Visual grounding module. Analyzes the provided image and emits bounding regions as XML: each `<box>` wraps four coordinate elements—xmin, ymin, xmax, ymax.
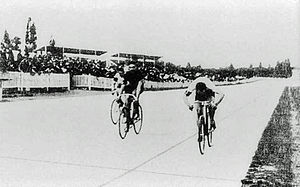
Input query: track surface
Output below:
<box><xmin>0</xmin><ymin>78</ymin><xmax>291</xmax><ymax>187</ymax></box>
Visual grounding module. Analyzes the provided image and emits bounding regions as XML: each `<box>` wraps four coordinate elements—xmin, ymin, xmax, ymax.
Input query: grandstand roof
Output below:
<box><xmin>111</xmin><ymin>52</ymin><xmax>161</xmax><ymax>61</ymax></box>
<box><xmin>36</xmin><ymin>46</ymin><xmax>107</xmax><ymax>56</ymax></box>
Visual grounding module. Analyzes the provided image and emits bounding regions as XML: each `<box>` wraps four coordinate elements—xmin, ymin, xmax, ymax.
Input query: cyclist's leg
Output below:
<box><xmin>195</xmin><ymin>103</ymin><xmax>204</xmax><ymax>142</ymax></box>
<box><xmin>131</xmin><ymin>89</ymin><xmax>140</xmax><ymax>119</ymax></box>
<box><xmin>209</xmin><ymin>105</ymin><xmax>217</xmax><ymax>129</ymax></box>
<box><xmin>116</xmin><ymin>85</ymin><xmax>124</xmax><ymax>106</ymax></box>
<box><xmin>132</xmin><ymin>80</ymin><xmax>144</xmax><ymax>119</ymax></box>
<box><xmin>123</xmin><ymin>87</ymin><xmax>133</xmax><ymax>123</ymax></box>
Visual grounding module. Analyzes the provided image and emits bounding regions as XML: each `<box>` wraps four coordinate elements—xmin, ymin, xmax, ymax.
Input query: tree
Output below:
<box><xmin>1</xmin><ymin>30</ymin><xmax>11</xmax><ymax>53</ymax></box>
<box><xmin>0</xmin><ymin>55</ymin><xmax>8</xmax><ymax>73</ymax></box>
<box><xmin>24</xmin><ymin>17</ymin><xmax>37</xmax><ymax>56</ymax></box>
<box><xmin>186</xmin><ymin>62</ymin><xmax>191</xmax><ymax>70</ymax></box>
<box><xmin>49</xmin><ymin>36</ymin><xmax>55</xmax><ymax>47</ymax></box>
<box><xmin>11</xmin><ymin>37</ymin><xmax>21</xmax><ymax>51</ymax></box>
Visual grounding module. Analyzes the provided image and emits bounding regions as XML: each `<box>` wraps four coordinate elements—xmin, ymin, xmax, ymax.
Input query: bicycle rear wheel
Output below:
<box><xmin>118</xmin><ymin>109</ymin><xmax>128</xmax><ymax>139</ymax></box>
<box><xmin>133</xmin><ymin>105</ymin><xmax>143</xmax><ymax>134</ymax></box>
<box><xmin>198</xmin><ymin>117</ymin><xmax>205</xmax><ymax>154</ymax></box>
<box><xmin>110</xmin><ymin>99</ymin><xmax>120</xmax><ymax>125</ymax></box>
<box><xmin>207</xmin><ymin>118</ymin><xmax>213</xmax><ymax>147</ymax></box>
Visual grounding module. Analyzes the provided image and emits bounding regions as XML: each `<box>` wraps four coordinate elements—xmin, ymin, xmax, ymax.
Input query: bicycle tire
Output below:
<box><xmin>207</xmin><ymin>117</ymin><xmax>213</xmax><ymax>147</ymax></box>
<box><xmin>207</xmin><ymin>114</ymin><xmax>213</xmax><ymax>147</ymax></box>
<box><xmin>133</xmin><ymin>105</ymin><xmax>143</xmax><ymax>134</ymax></box>
<box><xmin>198</xmin><ymin>117</ymin><xmax>205</xmax><ymax>154</ymax></box>
<box><xmin>110</xmin><ymin>99</ymin><xmax>120</xmax><ymax>125</ymax></box>
<box><xmin>118</xmin><ymin>109</ymin><xmax>128</xmax><ymax>139</ymax></box>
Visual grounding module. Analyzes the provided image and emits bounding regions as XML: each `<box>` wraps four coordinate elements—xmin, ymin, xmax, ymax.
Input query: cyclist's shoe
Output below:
<box><xmin>198</xmin><ymin>135</ymin><xmax>203</xmax><ymax>142</ymax></box>
<box><xmin>124</xmin><ymin>124</ymin><xmax>134</xmax><ymax>132</ymax></box>
<box><xmin>121</xmin><ymin>116</ymin><xmax>129</xmax><ymax>124</ymax></box>
<box><xmin>210</xmin><ymin>120</ymin><xmax>216</xmax><ymax>132</ymax></box>
<box><xmin>133</xmin><ymin>113</ymin><xmax>140</xmax><ymax>122</ymax></box>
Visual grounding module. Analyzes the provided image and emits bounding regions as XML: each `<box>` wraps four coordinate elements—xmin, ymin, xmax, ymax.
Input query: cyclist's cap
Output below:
<box><xmin>196</xmin><ymin>82</ymin><xmax>206</xmax><ymax>91</ymax></box>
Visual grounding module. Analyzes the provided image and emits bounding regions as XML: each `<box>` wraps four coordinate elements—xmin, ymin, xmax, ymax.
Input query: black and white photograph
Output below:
<box><xmin>0</xmin><ymin>0</ymin><xmax>299</xmax><ymax>186</ymax></box>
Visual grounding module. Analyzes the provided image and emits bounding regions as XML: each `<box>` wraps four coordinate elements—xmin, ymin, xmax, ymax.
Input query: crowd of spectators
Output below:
<box><xmin>1</xmin><ymin>51</ymin><xmax>292</xmax><ymax>83</ymax></box>
<box><xmin>0</xmin><ymin>53</ymin><xmax>188</xmax><ymax>82</ymax></box>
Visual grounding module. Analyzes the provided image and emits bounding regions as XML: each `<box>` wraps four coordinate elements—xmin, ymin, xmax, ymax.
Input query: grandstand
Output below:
<box><xmin>35</xmin><ymin>46</ymin><xmax>107</xmax><ymax>60</ymax></box>
<box><xmin>110</xmin><ymin>52</ymin><xmax>161</xmax><ymax>66</ymax></box>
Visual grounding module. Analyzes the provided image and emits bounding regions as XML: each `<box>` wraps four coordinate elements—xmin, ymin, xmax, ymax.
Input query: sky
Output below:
<box><xmin>0</xmin><ymin>0</ymin><xmax>299</xmax><ymax>68</ymax></box>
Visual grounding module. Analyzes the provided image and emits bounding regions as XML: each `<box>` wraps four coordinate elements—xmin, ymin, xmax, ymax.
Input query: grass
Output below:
<box><xmin>241</xmin><ymin>86</ymin><xmax>300</xmax><ymax>186</ymax></box>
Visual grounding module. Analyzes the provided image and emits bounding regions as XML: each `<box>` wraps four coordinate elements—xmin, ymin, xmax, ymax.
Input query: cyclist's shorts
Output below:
<box><xmin>124</xmin><ymin>85</ymin><xmax>136</xmax><ymax>94</ymax></box>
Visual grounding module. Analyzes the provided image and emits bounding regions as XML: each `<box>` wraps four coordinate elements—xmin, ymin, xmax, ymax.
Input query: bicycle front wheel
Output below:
<box><xmin>110</xmin><ymin>99</ymin><xmax>120</xmax><ymax>125</ymax></box>
<box><xmin>207</xmin><ymin>118</ymin><xmax>213</xmax><ymax>147</ymax></box>
<box><xmin>118</xmin><ymin>110</ymin><xmax>128</xmax><ymax>139</ymax></box>
<box><xmin>198</xmin><ymin>117</ymin><xmax>205</xmax><ymax>154</ymax></box>
<box><xmin>133</xmin><ymin>105</ymin><xmax>143</xmax><ymax>134</ymax></box>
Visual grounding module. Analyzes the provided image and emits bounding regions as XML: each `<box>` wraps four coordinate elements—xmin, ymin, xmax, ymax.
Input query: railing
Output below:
<box><xmin>72</xmin><ymin>74</ymin><xmax>190</xmax><ymax>90</ymax></box>
<box><xmin>2</xmin><ymin>72</ymin><xmax>70</xmax><ymax>91</ymax></box>
<box><xmin>72</xmin><ymin>74</ymin><xmax>113</xmax><ymax>90</ymax></box>
<box><xmin>144</xmin><ymin>80</ymin><xmax>190</xmax><ymax>90</ymax></box>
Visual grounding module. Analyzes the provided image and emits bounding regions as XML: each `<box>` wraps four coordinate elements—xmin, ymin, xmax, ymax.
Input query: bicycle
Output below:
<box><xmin>110</xmin><ymin>91</ymin><xmax>121</xmax><ymax>125</ymax></box>
<box><xmin>117</xmin><ymin>93</ymin><xmax>143</xmax><ymax>139</ymax></box>
<box><xmin>195</xmin><ymin>100</ymin><xmax>213</xmax><ymax>154</ymax></box>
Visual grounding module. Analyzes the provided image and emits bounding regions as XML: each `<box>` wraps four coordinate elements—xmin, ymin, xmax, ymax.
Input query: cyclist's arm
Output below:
<box><xmin>183</xmin><ymin>90</ymin><xmax>193</xmax><ymax>109</ymax></box>
<box><xmin>119</xmin><ymin>83</ymin><xmax>126</xmax><ymax>95</ymax></box>
<box><xmin>135</xmin><ymin>79</ymin><xmax>144</xmax><ymax>101</ymax></box>
<box><xmin>212</xmin><ymin>90</ymin><xmax>225</xmax><ymax>107</ymax></box>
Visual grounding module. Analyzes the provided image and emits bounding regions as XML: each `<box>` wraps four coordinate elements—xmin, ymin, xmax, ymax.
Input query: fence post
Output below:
<box><xmin>0</xmin><ymin>81</ymin><xmax>3</xmax><ymax>101</ymax></box>
<box><xmin>25</xmin><ymin>73</ymin><xmax>30</xmax><ymax>92</ymax></box>
<box><xmin>67</xmin><ymin>73</ymin><xmax>70</xmax><ymax>91</ymax></box>
<box><xmin>19</xmin><ymin>72</ymin><xmax>23</xmax><ymax>92</ymax></box>
<box><xmin>88</xmin><ymin>74</ymin><xmax>92</xmax><ymax>90</ymax></box>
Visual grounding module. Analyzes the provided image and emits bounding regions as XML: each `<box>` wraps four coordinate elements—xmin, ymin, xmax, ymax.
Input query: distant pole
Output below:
<box><xmin>0</xmin><ymin>81</ymin><xmax>3</xmax><ymax>101</ymax></box>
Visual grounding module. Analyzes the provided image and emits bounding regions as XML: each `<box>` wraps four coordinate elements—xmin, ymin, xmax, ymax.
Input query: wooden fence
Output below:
<box><xmin>2</xmin><ymin>72</ymin><xmax>70</xmax><ymax>91</ymax></box>
<box><xmin>72</xmin><ymin>74</ymin><xmax>190</xmax><ymax>90</ymax></box>
<box><xmin>72</xmin><ymin>74</ymin><xmax>112</xmax><ymax>90</ymax></box>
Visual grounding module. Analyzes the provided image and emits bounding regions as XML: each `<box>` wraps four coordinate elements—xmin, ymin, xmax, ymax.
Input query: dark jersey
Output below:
<box><xmin>195</xmin><ymin>88</ymin><xmax>215</xmax><ymax>101</ymax></box>
<box><xmin>123</xmin><ymin>69</ymin><xmax>144</xmax><ymax>93</ymax></box>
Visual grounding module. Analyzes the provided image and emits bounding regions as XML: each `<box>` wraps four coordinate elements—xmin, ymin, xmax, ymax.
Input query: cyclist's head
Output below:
<box><xmin>126</xmin><ymin>63</ymin><xmax>136</xmax><ymax>72</ymax></box>
<box><xmin>196</xmin><ymin>82</ymin><xmax>207</xmax><ymax>92</ymax></box>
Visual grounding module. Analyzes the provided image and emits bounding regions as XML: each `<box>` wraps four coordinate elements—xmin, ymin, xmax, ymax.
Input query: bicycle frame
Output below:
<box><xmin>119</xmin><ymin>93</ymin><xmax>138</xmax><ymax>120</ymax></box>
<box><xmin>194</xmin><ymin>100</ymin><xmax>212</xmax><ymax>154</ymax></box>
<box><xmin>194</xmin><ymin>100</ymin><xmax>211</xmax><ymax>124</ymax></box>
<box><xmin>117</xmin><ymin>93</ymin><xmax>143</xmax><ymax>139</ymax></box>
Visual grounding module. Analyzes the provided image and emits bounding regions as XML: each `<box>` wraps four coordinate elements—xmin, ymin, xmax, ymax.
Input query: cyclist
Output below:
<box><xmin>118</xmin><ymin>62</ymin><xmax>145</xmax><ymax>125</ymax></box>
<box><xmin>111</xmin><ymin>66</ymin><xmax>124</xmax><ymax>96</ymax></box>
<box><xmin>183</xmin><ymin>76</ymin><xmax>225</xmax><ymax>132</ymax></box>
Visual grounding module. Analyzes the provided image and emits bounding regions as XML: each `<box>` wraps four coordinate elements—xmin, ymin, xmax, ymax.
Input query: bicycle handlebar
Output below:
<box><xmin>119</xmin><ymin>93</ymin><xmax>138</xmax><ymax>101</ymax></box>
<box><xmin>194</xmin><ymin>100</ymin><xmax>211</xmax><ymax>105</ymax></box>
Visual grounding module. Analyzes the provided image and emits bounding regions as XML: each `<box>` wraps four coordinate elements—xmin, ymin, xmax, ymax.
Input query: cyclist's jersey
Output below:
<box><xmin>195</xmin><ymin>88</ymin><xmax>215</xmax><ymax>101</ymax></box>
<box><xmin>112</xmin><ymin>72</ymin><xmax>124</xmax><ymax>90</ymax></box>
<box><xmin>186</xmin><ymin>77</ymin><xmax>220</xmax><ymax>101</ymax></box>
<box><xmin>123</xmin><ymin>69</ymin><xmax>144</xmax><ymax>93</ymax></box>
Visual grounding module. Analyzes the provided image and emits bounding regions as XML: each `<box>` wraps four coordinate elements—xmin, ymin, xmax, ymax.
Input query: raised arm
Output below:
<box><xmin>183</xmin><ymin>90</ymin><xmax>193</xmax><ymax>111</ymax></box>
<box><xmin>213</xmin><ymin>90</ymin><xmax>225</xmax><ymax>107</ymax></box>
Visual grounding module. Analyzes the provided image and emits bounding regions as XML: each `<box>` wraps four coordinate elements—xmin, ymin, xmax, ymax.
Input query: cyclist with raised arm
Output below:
<box><xmin>111</xmin><ymin>66</ymin><xmax>124</xmax><ymax>97</ymax></box>
<box><xmin>183</xmin><ymin>75</ymin><xmax>225</xmax><ymax>132</ymax></box>
<box><xmin>118</xmin><ymin>62</ymin><xmax>145</xmax><ymax>125</ymax></box>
